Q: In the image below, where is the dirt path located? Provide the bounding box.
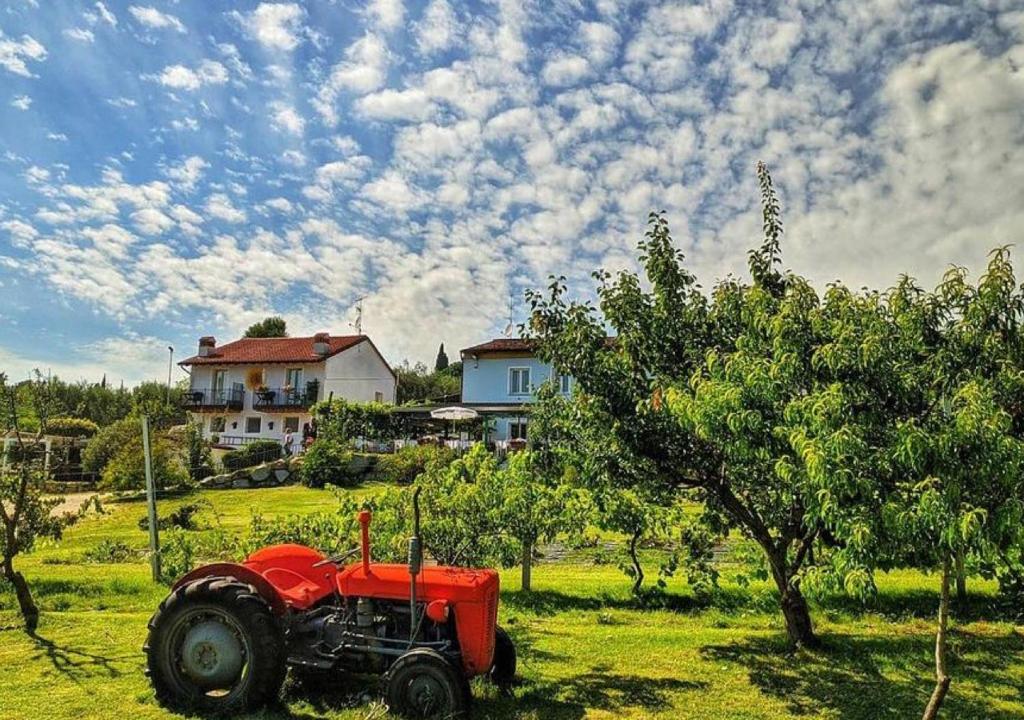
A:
[46,491,105,516]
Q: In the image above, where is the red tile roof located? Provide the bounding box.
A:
[180,335,368,366]
[461,336,617,357]
[460,338,539,356]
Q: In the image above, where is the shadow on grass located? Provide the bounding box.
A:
[27,631,128,684]
[503,584,1024,625]
[701,630,1024,720]
[274,663,703,720]
[501,586,777,617]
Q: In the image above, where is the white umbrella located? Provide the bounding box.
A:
[430,406,479,421]
[430,406,479,442]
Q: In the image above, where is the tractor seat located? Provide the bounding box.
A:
[261,567,322,606]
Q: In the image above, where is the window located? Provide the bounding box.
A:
[283,416,299,433]
[557,373,572,394]
[209,416,226,433]
[375,391,384,403]
[285,368,303,389]
[509,367,531,395]
[212,370,227,390]
[509,420,528,441]
[245,417,261,434]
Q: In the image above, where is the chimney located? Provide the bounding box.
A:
[198,336,216,357]
[313,332,330,356]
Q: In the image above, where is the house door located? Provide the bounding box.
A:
[212,370,226,402]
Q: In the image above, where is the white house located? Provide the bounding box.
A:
[180,333,396,451]
[459,338,572,443]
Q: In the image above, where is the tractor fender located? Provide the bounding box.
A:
[172,562,288,615]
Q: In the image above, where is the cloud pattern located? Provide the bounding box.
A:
[0,0,1022,384]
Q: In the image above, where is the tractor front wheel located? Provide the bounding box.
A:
[386,648,470,718]
[489,626,517,690]
[144,577,286,715]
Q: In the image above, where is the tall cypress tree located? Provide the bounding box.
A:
[434,343,449,372]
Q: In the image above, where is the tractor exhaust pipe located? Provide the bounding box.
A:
[358,510,371,574]
[409,488,423,643]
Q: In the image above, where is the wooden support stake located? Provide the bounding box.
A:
[141,415,161,582]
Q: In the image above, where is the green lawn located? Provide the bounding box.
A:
[2,485,1023,720]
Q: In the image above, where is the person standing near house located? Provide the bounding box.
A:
[283,429,293,457]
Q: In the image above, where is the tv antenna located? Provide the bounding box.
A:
[350,296,365,335]
[502,291,515,337]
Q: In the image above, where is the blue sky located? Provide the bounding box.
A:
[1,0,1022,385]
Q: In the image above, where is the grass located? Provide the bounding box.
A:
[2,484,1023,719]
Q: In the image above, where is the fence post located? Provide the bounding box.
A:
[141,415,161,582]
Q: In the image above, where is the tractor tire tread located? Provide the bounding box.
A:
[145,577,285,716]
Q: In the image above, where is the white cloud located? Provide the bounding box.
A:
[10,95,31,110]
[0,31,46,77]
[263,197,294,213]
[414,0,458,55]
[356,88,434,121]
[367,0,405,31]
[239,3,306,51]
[164,155,208,191]
[93,2,117,27]
[270,101,305,134]
[302,156,374,200]
[205,193,246,223]
[315,34,390,123]
[108,96,137,108]
[156,61,228,90]
[131,207,175,235]
[581,21,619,66]
[541,55,590,87]
[24,166,50,184]
[281,149,307,166]
[47,132,68,142]
[1,219,39,244]
[63,27,96,43]
[129,6,186,33]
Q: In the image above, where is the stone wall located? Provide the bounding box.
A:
[199,456,304,489]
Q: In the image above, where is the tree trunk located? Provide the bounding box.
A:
[628,529,644,596]
[2,556,38,633]
[521,542,532,593]
[767,551,819,648]
[954,550,966,607]
[922,555,952,720]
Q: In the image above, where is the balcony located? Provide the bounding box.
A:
[183,387,244,411]
[253,382,318,412]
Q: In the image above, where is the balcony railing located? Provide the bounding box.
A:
[183,387,244,410]
[253,386,317,411]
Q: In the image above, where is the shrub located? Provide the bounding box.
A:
[222,440,283,472]
[301,439,355,488]
[137,501,207,532]
[243,492,366,556]
[82,416,139,474]
[47,417,100,438]
[84,539,139,563]
[159,527,238,583]
[246,439,283,465]
[313,398,399,441]
[100,437,187,491]
[183,420,214,481]
[371,444,456,485]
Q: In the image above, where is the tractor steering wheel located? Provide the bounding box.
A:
[311,547,360,568]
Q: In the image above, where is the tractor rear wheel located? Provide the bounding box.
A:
[144,577,286,715]
[386,648,470,718]
[489,626,517,689]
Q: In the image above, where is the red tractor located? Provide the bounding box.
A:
[144,491,516,718]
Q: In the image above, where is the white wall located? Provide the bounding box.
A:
[323,342,396,403]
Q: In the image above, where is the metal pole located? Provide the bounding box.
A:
[166,346,174,406]
[141,415,161,582]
